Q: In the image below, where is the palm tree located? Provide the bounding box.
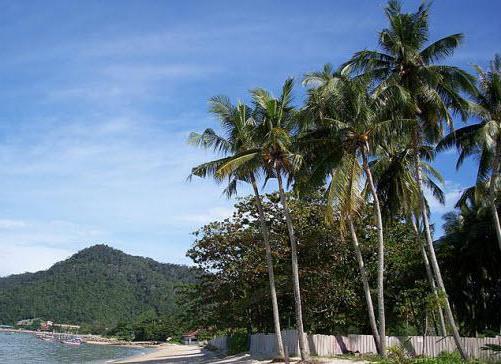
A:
[188,96,286,360]
[216,79,310,361]
[370,142,447,336]
[343,1,476,357]
[302,71,392,355]
[437,54,501,252]
[327,154,382,354]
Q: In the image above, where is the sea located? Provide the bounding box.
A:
[0,331,151,363]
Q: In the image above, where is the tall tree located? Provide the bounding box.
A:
[302,72,393,354]
[188,97,286,359]
[217,79,310,360]
[437,54,501,252]
[343,0,476,357]
[370,142,447,336]
[327,154,382,353]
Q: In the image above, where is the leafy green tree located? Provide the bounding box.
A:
[437,54,501,252]
[438,204,501,335]
[187,192,433,338]
[343,0,476,357]
[189,96,286,359]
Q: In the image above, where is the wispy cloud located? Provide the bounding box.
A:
[425,180,464,215]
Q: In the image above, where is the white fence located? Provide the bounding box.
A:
[211,330,501,360]
[208,335,228,353]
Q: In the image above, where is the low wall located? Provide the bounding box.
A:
[210,330,501,360]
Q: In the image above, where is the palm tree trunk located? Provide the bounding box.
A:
[414,154,468,359]
[489,141,501,252]
[249,174,286,360]
[410,217,447,336]
[348,218,382,354]
[276,171,310,361]
[361,145,385,356]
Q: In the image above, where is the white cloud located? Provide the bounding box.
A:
[0,219,28,229]
[0,218,108,248]
[177,206,235,224]
[425,180,464,215]
[0,245,72,277]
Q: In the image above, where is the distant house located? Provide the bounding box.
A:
[40,321,53,331]
[16,318,40,327]
[182,330,199,345]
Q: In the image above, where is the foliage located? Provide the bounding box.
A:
[186,192,433,336]
[481,344,501,354]
[227,331,250,355]
[0,245,198,333]
[107,311,187,342]
[437,207,501,336]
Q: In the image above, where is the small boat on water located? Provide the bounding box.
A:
[61,337,82,346]
[35,333,56,342]
[59,334,82,346]
[34,332,82,346]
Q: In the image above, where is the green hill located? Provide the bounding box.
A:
[0,244,197,329]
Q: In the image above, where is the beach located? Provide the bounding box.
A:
[113,343,368,364]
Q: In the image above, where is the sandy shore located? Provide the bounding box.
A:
[112,343,368,364]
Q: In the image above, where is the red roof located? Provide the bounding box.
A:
[182,329,199,337]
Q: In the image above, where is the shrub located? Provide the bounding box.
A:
[227,332,249,355]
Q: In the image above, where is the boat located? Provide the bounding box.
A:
[60,335,82,346]
[35,332,56,342]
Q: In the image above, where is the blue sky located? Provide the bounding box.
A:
[0,0,499,276]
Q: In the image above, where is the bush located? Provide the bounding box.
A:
[227,332,249,355]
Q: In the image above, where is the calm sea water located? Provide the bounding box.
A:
[0,332,151,363]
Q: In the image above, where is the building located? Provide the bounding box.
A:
[182,330,199,345]
[16,318,41,327]
[40,321,53,331]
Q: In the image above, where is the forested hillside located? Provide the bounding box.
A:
[0,244,197,330]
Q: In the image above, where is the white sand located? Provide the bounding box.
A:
[112,343,368,364]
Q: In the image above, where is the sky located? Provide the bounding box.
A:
[0,0,499,276]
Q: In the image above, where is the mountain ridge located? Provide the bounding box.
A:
[0,244,197,328]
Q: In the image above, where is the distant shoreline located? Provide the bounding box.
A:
[0,328,162,348]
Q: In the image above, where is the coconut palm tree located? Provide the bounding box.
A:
[216,79,310,361]
[370,141,448,336]
[342,0,476,357]
[302,72,394,355]
[188,96,286,360]
[326,153,382,353]
[437,54,501,252]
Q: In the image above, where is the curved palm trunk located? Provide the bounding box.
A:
[410,217,447,336]
[276,171,310,361]
[414,153,468,359]
[348,218,382,354]
[489,141,501,252]
[250,174,286,360]
[362,145,386,356]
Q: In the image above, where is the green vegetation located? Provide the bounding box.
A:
[0,244,197,336]
[188,0,500,361]
[184,193,440,334]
